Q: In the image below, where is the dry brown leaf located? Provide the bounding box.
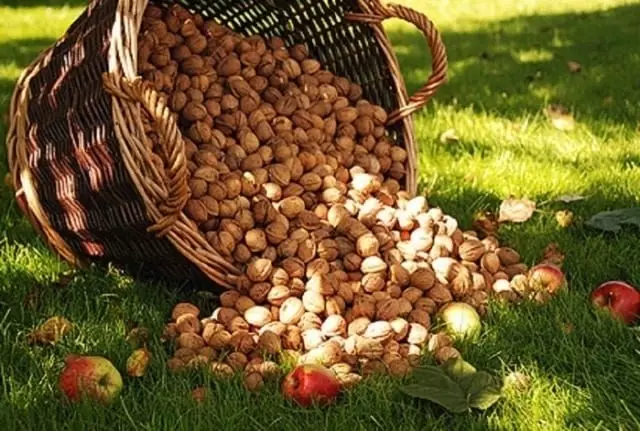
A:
[545,104,575,131]
[439,128,459,144]
[498,198,536,223]
[27,316,73,345]
[555,210,574,228]
[504,371,531,392]
[126,347,152,377]
[472,211,500,237]
[542,243,565,267]
[567,61,582,73]
[554,194,586,203]
[192,387,209,404]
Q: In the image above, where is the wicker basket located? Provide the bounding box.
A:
[6,0,447,290]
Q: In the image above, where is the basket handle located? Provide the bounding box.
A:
[103,73,189,237]
[346,1,448,125]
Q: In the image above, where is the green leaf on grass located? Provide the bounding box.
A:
[441,358,477,385]
[401,366,469,413]
[467,371,502,410]
[585,208,640,232]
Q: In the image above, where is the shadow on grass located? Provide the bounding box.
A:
[387,3,640,131]
[0,37,56,96]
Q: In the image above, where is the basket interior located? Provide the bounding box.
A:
[14,0,408,289]
[163,0,404,140]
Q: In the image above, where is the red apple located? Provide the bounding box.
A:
[59,355,123,404]
[591,281,640,325]
[528,263,566,294]
[281,364,341,407]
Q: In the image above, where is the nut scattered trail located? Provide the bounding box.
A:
[142,3,530,388]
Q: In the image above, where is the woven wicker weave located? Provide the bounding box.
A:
[6,0,447,290]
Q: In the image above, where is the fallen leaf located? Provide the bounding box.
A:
[439,128,459,144]
[498,198,536,223]
[402,366,469,413]
[542,243,565,266]
[192,387,209,404]
[585,208,640,232]
[472,211,500,237]
[603,96,613,106]
[126,348,151,377]
[567,61,582,73]
[554,194,586,203]
[467,372,502,410]
[126,327,150,348]
[27,316,73,345]
[545,104,575,131]
[555,210,574,228]
[504,371,531,392]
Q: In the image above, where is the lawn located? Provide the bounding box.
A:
[1,0,640,429]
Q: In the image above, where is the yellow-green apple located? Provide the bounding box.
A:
[591,281,640,325]
[59,355,123,404]
[439,302,481,339]
[528,263,566,294]
[281,364,340,407]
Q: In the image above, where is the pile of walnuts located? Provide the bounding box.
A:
[140,4,531,389]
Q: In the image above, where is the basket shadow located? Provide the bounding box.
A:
[386,3,640,131]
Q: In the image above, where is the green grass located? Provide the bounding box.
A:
[2,0,640,429]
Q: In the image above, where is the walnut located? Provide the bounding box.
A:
[279,297,305,324]
[282,325,303,350]
[302,291,325,314]
[175,314,202,334]
[352,294,376,320]
[302,328,325,351]
[406,323,428,345]
[245,228,267,252]
[247,258,273,282]
[171,303,200,321]
[360,256,387,274]
[458,239,485,262]
[244,306,272,327]
[177,332,206,350]
[234,296,256,314]
[356,233,380,258]
[256,330,282,355]
[376,298,400,321]
[480,252,501,274]
[321,315,347,338]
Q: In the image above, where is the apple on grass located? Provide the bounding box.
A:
[528,263,566,294]
[439,302,481,340]
[59,355,123,404]
[282,364,341,407]
[591,281,640,325]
